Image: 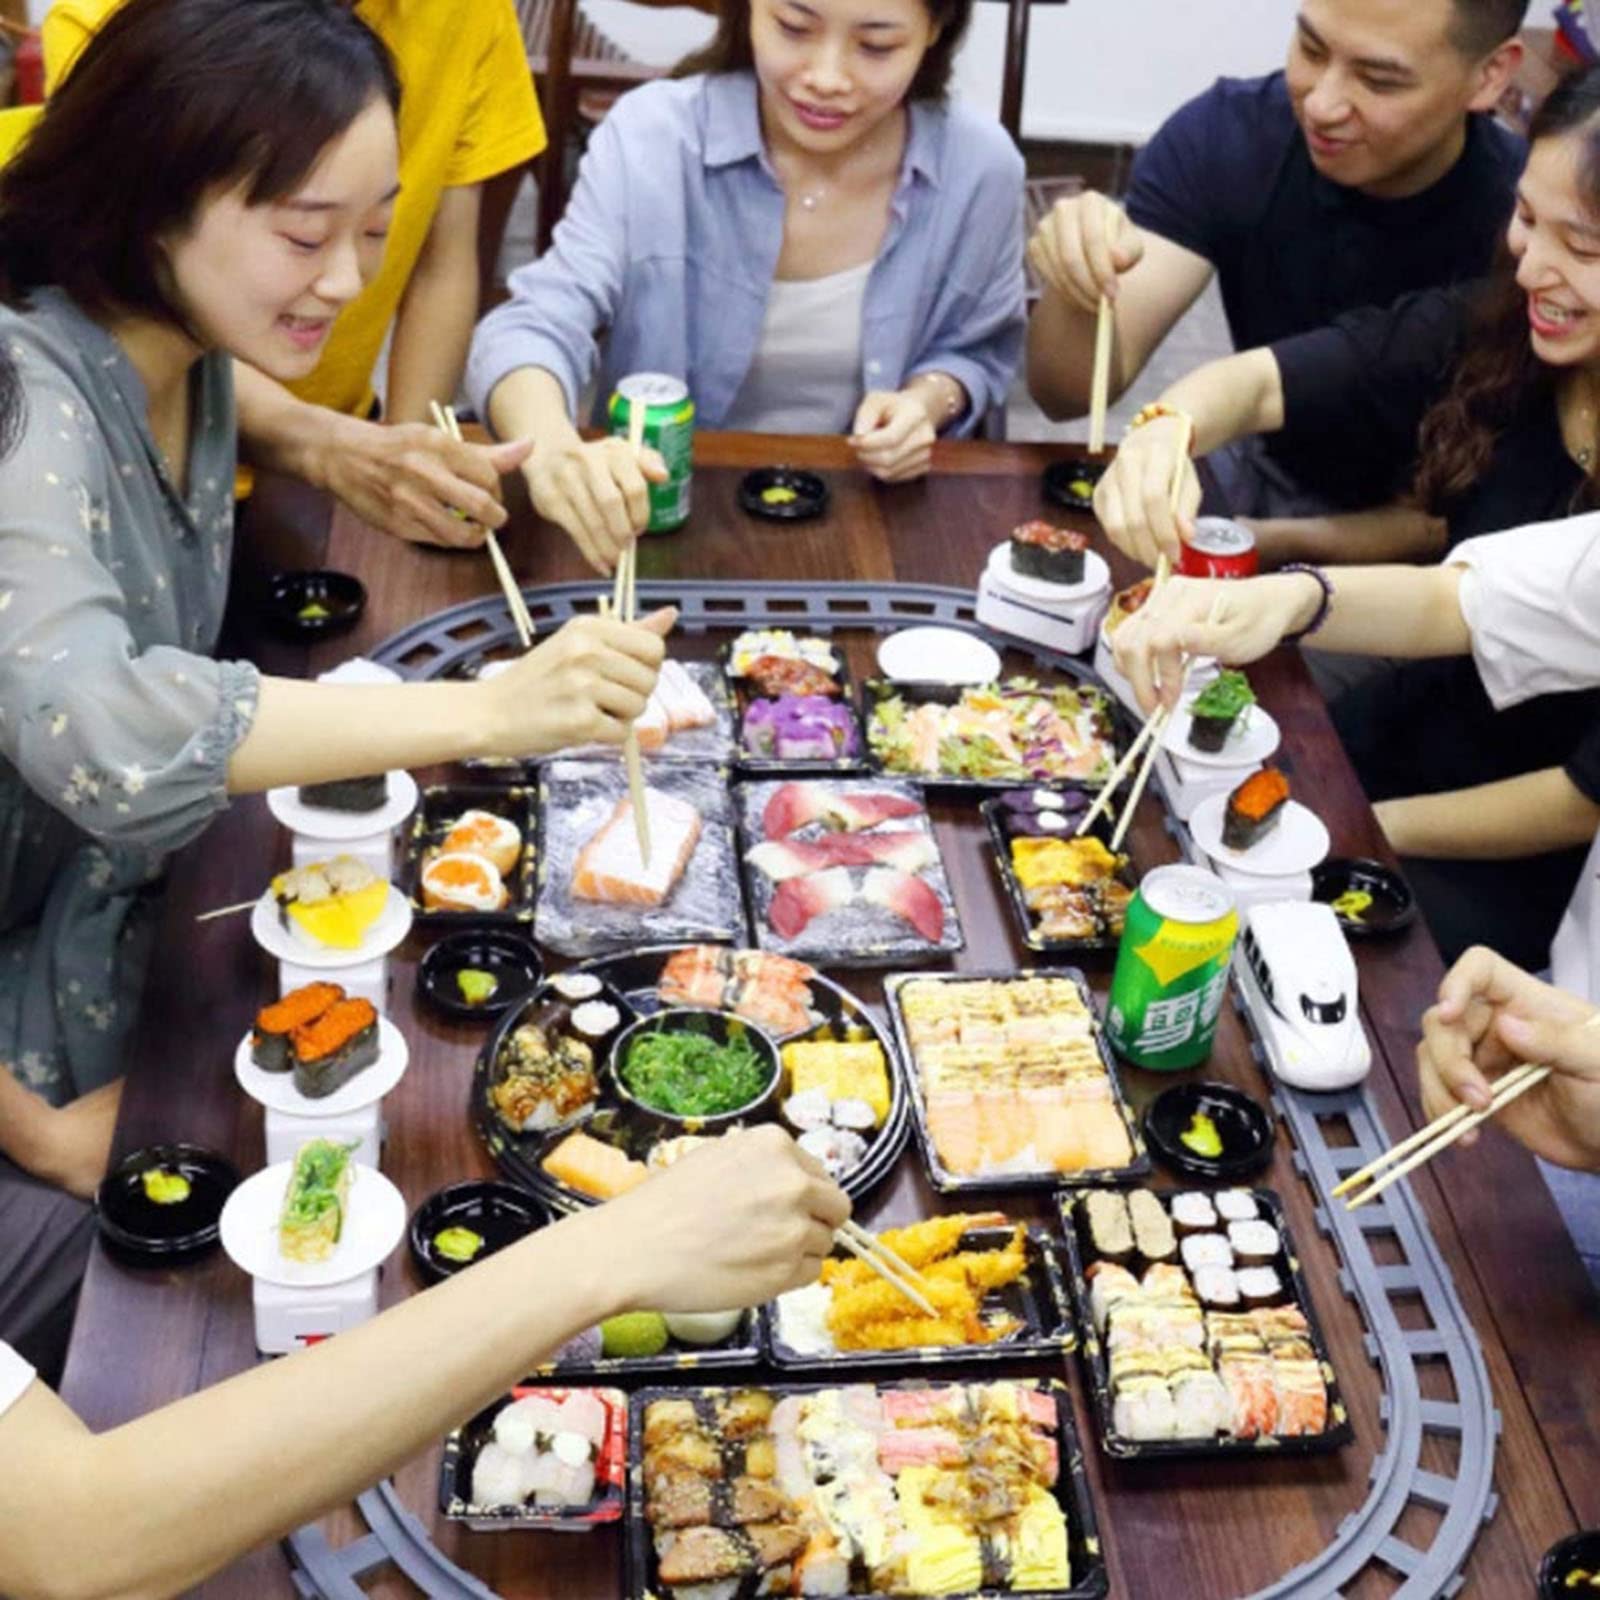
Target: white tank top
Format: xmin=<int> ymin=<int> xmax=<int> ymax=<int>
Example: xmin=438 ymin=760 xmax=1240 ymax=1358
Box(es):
xmin=723 ymin=260 xmax=873 ymax=435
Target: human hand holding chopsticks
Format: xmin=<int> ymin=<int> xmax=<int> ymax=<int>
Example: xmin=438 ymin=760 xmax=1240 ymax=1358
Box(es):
xmin=1416 ymin=947 xmax=1600 ymax=1172
xmin=1093 ymin=411 xmax=1200 ymax=569
xmin=524 ymin=432 xmax=668 ymax=575
xmin=1111 ymin=572 xmax=1327 ymax=714
xmin=476 ymin=607 xmax=675 ymax=758
xmin=1027 ymin=190 xmax=1144 ymax=314
xmin=601 ymin=1125 xmax=852 ymax=1310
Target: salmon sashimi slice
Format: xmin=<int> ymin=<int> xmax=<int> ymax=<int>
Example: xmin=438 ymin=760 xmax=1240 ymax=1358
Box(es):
xmin=571 ymin=790 xmax=701 ymax=906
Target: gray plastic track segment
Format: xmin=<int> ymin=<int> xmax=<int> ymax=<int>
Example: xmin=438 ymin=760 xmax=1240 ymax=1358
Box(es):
xmin=278 ymin=580 xmax=1498 ymax=1599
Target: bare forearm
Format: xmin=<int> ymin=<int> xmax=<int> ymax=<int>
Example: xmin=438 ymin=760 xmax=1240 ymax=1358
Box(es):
xmin=487 ymin=365 xmax=581 ymax=450
xmin=1025 ymin=289 xmax=1113 ymax=420
xmin=233 ymin=362 xmax=353 ymax=486
xmin=1249 ymin=505 xmax=1449 ymax=570
xmin=1164 ymin=348 xmax=1284 ymax=453
xmin=1303 ymin=564 xmax=1469 ymax=657
xmin=226 ymin=677 xmax=498 ymax=794
xmin=385 ymin=262 xmax=479 ymax=426
xmin=1378 ymin=767 xmax=1600 ymax=860
xmin=0 ymin=1069 xmax=53 ymax=1176
xmin=5 ymin=1209 xmax=621 ymax=1600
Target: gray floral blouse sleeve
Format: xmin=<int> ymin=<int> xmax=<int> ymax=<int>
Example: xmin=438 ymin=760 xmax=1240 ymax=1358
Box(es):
xmin=0 ymin=289 xmax=259 ymax=1104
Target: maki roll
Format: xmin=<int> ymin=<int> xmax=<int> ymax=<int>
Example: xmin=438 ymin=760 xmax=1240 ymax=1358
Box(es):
xmin=252 ymin=981 xmax=344 ymax=1073
xmin=298 ymin=774 xmax=388 ymax=813
xmin=1236 ymin=1266 xmax=1284 ymax=1308
xmin=1228 ymin=1219 xmax=1280 ymax=1265
xmin=1180 ymin=1233 xmax=1234 ymax=1275
xmin=1127 ymin=1190 xmax=1176 ymax=1263
xmin=1221 ymin=766 xmax=1291 ymax=851
xmin=291 ymin=996 xmax=380 ymax=1100
xmin=1215 ymin=1189 xmax=1260 ymax=1223
xmin=1186 ymin=670 xmax=1256 ymax=754
xmin=278 ymin=1137 xmax=356 ymax=1264
xmin=1170 ymin=1192 xmax=1218 ymax=1236
xmin=569 ymin=999 xmax=622 ymax=1044
xmin=441 ymin=809 xmax=523 ymax=877
xmin=550 ymin=972 xmax=603 ymax=1002
xmin=421 ymin=851 xmax=509 ymax=913
xmin=1193 ymin=1265 xmax=1240 ymax=1309
xmin=1009 ymin=520 xmax=1090 ymax=584
xmin=1084 ymin=1189 xmax=1134 ymax=1264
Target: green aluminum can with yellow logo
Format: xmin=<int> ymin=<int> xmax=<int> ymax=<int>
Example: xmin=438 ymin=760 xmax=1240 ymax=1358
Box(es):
xmin=1106 ymin=864 xmax=1238 ymax=1071
xmin=608 ymin=372 xmax=694 ymax=534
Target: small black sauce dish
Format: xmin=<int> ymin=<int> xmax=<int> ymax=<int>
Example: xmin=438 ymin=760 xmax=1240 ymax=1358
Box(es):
xmin=96 ymin=1143 xmax=240 ymax=1267
xmin=1144 ymin=1082 xmax=1275 ymax=1183
xmin=409 ymin=1180 xmax=548 ymax=1285
xmin=1311 ymin=857 xmax=1417 ymax=940
xmin=1539 ymin=1531 xmax=1600 ymax=1599
xmin=608 ymin=1007 xmax=781 ymax=1136
xmin=417 ymin=930 xmax=545 ymax=1023
xmin=1042 ymin=457 xmax=1108 ymax=512
xmin=264 ymin=569 xmax=367 ymax=641
xmin=739 ymin=467 xmax=829 ymax=522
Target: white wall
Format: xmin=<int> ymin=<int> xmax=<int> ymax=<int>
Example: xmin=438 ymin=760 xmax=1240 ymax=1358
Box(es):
xmin=585 ymin=0 xmax=1299 ymax=145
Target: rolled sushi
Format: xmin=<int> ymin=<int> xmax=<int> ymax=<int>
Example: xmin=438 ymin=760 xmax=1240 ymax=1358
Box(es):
xmin=1084 ymin=1189 xmax=1134 ymax=1264
xmin=298 ymin=774 xmax=388 ymax=813
xmin=252 ymin=981 xmax=344 ymax=1073
xmin=1186 ymin=670 xmax=1255 ymax=754
xmin=278 ymin=1137 xmax=356 ymax=1264
xmin=1170 ymin=1192 xmax=1218 ymax=1236
xmin=1221 ymin=766 xmax=1290 ymax=851
xmin=291 ymin=996 xmax=380 ymax=1100
xmin=1128 ymin=1190 xmax=1176 ymax=1263
xmin=1010 ymin=520 xmax=1090 ymax=584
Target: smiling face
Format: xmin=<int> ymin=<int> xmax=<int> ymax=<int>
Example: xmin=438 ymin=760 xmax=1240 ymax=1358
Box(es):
xmin=162 ymin=96 xmax=400 ymax=379
xmin=749 ymin=0 xmax=939 ymax=157
xmin=1285 ymin=0 xmax=1514 ymax=198
xmin=1509 ymin=130 xmax=1600 ymax=368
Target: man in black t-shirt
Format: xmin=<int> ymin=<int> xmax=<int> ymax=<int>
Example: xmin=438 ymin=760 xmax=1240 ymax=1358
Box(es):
xmin=1026 ymin=0 xmax=1528 ymax=530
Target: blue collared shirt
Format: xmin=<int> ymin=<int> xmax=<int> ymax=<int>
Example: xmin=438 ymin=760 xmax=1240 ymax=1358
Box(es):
xmin=466 ymin=71 xmax=1025 ymax=435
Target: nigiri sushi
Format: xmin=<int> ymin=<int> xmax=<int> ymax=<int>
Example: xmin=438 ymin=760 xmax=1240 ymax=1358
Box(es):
xmin=761 ymin=781 xmax=922 ymax=841
xmin=744 ymin=830 xmax=936 ymax=881
xmin=571 ymin=789 xmax=701 ymax=906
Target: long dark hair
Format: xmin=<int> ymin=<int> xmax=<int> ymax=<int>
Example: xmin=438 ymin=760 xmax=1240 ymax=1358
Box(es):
xmin=675 ymin=0 xmax=973 ymax=103
xmin=1415 ymin=67 xmax=1600 ymax=514
xmin=0 ymin=0 xmax=400 ymax=327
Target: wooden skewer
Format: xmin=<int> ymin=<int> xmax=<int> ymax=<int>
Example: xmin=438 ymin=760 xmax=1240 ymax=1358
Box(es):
xmin=834 ymin=1221 xmax=938 ymax=1316
xmin=1087 ymin=295 xmax=1113 ymax=456
xmin=194 ymin=898 xmax=258 ymax=924
xmin=429 ymin=401 xmax=536 ymax=648
xmin=1344 ymin=1065 xmax=1552 ymax=1212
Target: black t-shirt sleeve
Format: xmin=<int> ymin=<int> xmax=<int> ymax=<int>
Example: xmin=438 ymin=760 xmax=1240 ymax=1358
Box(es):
xmin=1566 ymin=718 xmax=1600 ymax=805
xmin=1125 ymin=87 xmax=1230 ymax=263
xmin=1271 ymin=286 xmax=1468 ymax=478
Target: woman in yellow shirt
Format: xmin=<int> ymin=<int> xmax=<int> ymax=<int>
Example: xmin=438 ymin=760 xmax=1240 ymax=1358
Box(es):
xmin=43 ymin=0 xmax=547 ymax=549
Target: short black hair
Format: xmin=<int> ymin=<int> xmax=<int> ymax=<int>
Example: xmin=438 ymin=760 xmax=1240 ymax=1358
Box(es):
xmin=0 ymin=0 xmax=401 ymax=325
xmin=1447 ymin=0 xmax=1530 ymax=57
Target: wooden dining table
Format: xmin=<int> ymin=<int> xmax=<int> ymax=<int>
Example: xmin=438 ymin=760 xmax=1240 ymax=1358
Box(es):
xmin=59 ymin=432 xmax=1600 ymax=1599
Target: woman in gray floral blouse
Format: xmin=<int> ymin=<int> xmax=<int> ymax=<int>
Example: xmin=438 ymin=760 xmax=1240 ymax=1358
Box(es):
xmin=0 ymin=0 xmax=673 ymax=1368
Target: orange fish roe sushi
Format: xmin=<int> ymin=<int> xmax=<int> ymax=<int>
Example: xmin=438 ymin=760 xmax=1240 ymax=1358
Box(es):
xmin=252 ymin=981 xmax=344 ymax=1073
xmin=1221 ymin=766 xmax=1290 ymax=851
xmin=441 ymin=808 xmax=523 ymax=876
xmin=421 ymin=850 xmax=509 ymax=913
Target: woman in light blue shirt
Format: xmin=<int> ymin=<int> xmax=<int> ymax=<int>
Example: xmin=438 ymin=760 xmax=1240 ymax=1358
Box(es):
xmin=467 ymin=0 xmax=1026 ymax=572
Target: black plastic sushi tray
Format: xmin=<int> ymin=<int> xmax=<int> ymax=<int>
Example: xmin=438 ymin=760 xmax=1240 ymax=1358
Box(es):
xmin=719 ymin=635 xmax=871 ymax=778
xmin=624 ymin=1379 xmax=1109 ymax=1600
xmin=397 ymin=781 xmax=539 ymax=929
xmin=883 ymin=968 xmax=1152 ymax=1196
xmin=1057 ymin=1186 xmax=1354 ymax=1460
xmin=471 ymin=945 xmax=912 ymax=1215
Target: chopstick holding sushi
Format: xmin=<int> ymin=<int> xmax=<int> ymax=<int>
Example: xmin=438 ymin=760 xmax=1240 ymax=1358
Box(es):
xmin=0 ymin=1126 xmax=847 ymax=1600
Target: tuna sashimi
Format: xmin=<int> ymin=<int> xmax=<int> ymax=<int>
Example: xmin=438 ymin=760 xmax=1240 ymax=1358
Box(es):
xmin=860 ymin=867 xmax=945 ymax=942
xmin=769 ymin=867 xmax=855 ymax=940
xmin=761 ymin=782 xmax=922 ymax=841
xmin=746 ymin=831 xmax=937 ymax=881
xmin=571 ymin=789 xmax=701 ymax=906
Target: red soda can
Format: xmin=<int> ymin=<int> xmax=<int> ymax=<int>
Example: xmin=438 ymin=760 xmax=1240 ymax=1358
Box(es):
xmin=1179 ymin=517 xmax=1259 ymax=579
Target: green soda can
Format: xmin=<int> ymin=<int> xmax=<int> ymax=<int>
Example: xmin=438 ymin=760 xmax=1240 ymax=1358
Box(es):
xmin=1105 ymin=864 xmax=1238 ymax=1071
xmin=608 ymin=372 xmax=694 ymax=534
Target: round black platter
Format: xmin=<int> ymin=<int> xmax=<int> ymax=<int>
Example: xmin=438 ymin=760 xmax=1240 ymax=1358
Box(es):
xmin=471 ymin=944 xmax=909 ymax=1213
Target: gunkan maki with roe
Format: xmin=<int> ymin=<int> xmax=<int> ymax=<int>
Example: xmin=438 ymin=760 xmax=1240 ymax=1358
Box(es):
xmin=252 ymin=982 xmax=345 ymax=1073
xmin=291 ymin=996 xmax=380 ymax=1099
xmin=1187 ymin=670 xmax=1256 ymax=753
xmin=1222 ymin=766 xmax=1291 ymax=851
xmin=1009 ymin=520 xmax=1090 ymax=583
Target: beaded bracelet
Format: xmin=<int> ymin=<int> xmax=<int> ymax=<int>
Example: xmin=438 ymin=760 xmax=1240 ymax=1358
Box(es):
xmin=1125 ymin=402 xmax=1195 ymax=448
xmin=1279 ymin=562 xmax=1334 ymax=642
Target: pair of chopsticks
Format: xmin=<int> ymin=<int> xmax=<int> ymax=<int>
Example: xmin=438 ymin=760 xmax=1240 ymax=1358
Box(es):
xmin=1076 ymin=505 xmax=1214 ymax=854
xmin=834 ymin=1221 xmax=937 ymax=1315
xmin=429 ymin=401 xmax=535 ymax=650
xmin=1336 ymin=1014 xmax=1600 ymax=1209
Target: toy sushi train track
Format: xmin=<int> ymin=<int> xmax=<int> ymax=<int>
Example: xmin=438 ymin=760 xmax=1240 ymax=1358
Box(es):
xmin=279 ymin=582 xmax=1498 ymax=1600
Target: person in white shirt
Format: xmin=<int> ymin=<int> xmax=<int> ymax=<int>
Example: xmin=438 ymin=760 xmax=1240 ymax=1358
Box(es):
xmin=0 ymin=1125 xmax=848 ymax=1600
xmin=1111 ymin=519 xmax=1600 ymax=1183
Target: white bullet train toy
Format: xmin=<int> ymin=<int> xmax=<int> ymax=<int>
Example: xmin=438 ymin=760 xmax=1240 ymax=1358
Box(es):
xmin=1237 ymin=901 xmax=1371 ymax=1091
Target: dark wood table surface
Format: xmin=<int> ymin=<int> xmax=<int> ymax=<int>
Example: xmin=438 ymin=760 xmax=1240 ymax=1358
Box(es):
xmin=61 ymin=434 xmax=1600 ymax=1599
